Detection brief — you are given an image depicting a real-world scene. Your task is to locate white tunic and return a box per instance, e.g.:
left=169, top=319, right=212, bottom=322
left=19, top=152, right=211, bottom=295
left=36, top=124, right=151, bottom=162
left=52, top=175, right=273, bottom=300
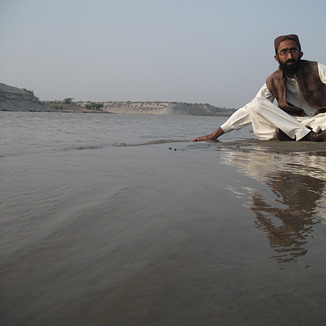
left=221, top=63, right=326, bottom=140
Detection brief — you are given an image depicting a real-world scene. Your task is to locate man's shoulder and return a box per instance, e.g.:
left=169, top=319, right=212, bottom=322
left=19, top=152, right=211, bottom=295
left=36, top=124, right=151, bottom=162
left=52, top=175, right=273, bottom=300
left=301, top=60, right=318, bottom=67
left=297, top=60, right=319, bottom=77
left=301, top=59, right=318, bottom=64
left=266, top=69, right=282, bottom=85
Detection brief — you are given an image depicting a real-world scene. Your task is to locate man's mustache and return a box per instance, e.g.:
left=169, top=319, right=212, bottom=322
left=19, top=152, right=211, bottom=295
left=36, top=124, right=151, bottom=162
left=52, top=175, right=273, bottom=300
left=285, top=59, right=296, bottom=64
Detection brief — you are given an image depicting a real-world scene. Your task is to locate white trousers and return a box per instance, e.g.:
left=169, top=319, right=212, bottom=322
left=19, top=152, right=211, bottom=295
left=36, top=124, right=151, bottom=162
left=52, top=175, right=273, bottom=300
left=221, top=97, right=326, bottom=141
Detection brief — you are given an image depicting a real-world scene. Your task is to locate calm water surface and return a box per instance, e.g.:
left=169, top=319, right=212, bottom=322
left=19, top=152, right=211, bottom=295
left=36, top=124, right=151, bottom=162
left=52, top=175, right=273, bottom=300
left=1, top=112, right=325, bottom=325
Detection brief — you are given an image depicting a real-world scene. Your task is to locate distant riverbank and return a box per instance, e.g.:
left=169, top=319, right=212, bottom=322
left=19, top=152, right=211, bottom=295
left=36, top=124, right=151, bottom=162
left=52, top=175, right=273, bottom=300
left=1, top=82, right=235, bottom=115
left=43, top=100, right=236, bottom=116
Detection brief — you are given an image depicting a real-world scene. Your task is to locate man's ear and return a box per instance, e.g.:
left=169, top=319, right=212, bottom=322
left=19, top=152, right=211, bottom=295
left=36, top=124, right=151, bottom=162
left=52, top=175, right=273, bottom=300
left=274, top=54, right=279, bottom=63
left=299, top=51, right=303, bottom=59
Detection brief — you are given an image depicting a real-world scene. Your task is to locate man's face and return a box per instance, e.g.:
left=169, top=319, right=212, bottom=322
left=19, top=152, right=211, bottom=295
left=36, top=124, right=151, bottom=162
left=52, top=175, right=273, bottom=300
left=274, top=40, right=303, bottom=75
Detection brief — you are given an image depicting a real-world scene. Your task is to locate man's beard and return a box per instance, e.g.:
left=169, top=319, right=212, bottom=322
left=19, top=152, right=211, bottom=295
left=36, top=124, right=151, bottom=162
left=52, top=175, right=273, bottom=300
left=279, top=59, right=301, bottom=75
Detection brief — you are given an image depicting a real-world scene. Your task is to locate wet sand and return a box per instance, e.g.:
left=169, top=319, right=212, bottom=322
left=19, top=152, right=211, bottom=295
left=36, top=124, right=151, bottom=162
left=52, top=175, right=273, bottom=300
left=213, top=138, right=326, bottom=153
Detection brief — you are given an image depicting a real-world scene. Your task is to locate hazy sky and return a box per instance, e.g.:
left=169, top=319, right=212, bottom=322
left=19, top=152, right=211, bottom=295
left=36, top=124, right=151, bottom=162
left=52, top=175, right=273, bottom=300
left=1, top=0, right=325, bottom=108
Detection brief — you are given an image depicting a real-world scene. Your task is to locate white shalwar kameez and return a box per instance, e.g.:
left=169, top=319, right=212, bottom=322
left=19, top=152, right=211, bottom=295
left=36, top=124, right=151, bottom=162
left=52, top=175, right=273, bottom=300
left=220, top=63, right=326, bottom=141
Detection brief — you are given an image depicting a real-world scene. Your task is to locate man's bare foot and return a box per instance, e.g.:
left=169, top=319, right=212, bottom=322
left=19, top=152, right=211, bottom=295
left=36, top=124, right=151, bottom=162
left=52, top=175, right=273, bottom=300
left=300, top=130, right=326, bottom=141
left=311, top=129, right=326, bottom=142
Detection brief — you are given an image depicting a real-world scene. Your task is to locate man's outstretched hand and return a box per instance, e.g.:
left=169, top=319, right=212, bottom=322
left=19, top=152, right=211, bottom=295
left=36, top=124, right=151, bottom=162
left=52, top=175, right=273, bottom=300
left=191, top=127, right=225, bottom=142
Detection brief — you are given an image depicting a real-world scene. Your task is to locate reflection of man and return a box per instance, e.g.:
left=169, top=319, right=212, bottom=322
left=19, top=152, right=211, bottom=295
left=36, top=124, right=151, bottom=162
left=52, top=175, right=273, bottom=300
left=193, top=34, right=326, bottom=142
left=251, top=172, right=324, bottom=263
left=221, top=150, right=326, bottom=263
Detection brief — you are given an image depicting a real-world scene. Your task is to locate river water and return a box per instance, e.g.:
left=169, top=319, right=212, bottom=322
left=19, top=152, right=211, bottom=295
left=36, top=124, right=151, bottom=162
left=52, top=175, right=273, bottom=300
left=1, top=111, right=325, bottom=325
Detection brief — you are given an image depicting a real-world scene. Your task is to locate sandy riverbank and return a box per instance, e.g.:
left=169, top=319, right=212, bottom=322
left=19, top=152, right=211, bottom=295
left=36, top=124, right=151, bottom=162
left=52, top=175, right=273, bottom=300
left=213, top=138, right=326, bottom=153
left=43, top=100, right=234, bottom=116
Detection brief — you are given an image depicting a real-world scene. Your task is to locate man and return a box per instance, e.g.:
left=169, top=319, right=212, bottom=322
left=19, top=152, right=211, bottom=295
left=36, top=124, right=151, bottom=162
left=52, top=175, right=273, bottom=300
left=192, top=34, right=326, bottom=142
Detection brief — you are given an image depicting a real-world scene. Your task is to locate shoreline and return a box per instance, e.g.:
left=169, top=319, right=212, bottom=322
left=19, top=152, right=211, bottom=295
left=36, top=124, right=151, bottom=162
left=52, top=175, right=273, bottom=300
left=211, top=138, right=326, bottom=154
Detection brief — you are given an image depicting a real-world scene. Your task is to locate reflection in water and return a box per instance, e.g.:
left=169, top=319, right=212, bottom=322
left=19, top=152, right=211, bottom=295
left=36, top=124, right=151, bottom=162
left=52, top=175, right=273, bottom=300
left=251, top=172, right=322, bottom=262
left=220, top=149, right=326, bottom=263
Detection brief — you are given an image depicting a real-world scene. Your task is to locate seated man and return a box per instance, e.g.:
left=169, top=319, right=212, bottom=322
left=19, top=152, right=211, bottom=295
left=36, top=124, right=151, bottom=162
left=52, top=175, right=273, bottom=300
left=192, top=34, right=326, bottom=142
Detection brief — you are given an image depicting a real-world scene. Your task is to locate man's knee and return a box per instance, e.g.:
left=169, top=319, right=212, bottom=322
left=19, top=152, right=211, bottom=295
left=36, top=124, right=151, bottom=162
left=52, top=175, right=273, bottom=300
left=248, top=98, right=262, bottom=116
left=249, top=97, right=277, bottom=116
